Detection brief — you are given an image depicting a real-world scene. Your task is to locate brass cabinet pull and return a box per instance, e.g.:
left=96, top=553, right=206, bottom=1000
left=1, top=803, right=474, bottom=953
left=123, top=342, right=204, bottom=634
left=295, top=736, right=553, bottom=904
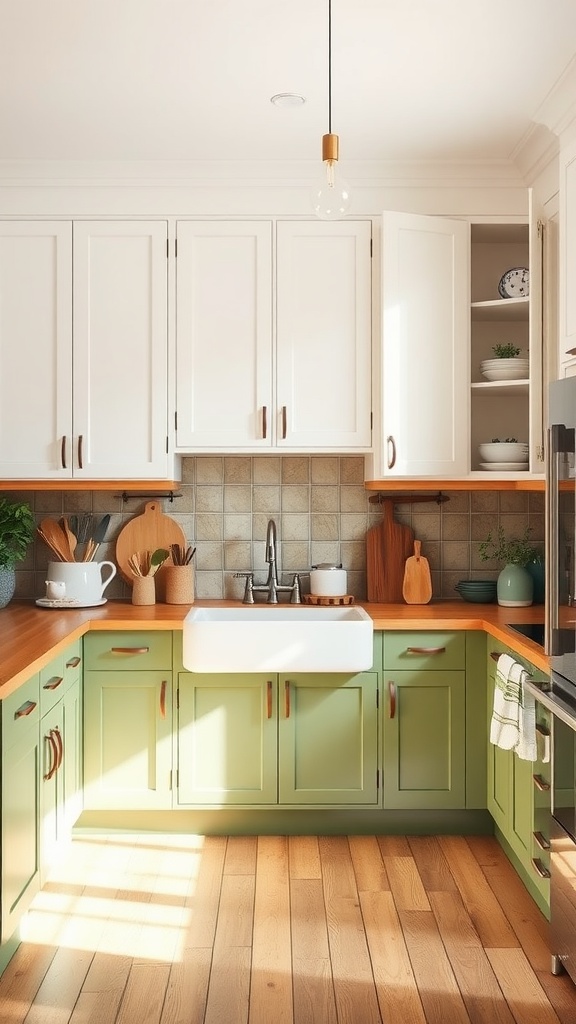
left=43, top=675, right=63, bottom=692
left=389, top=680, right=396, bottom=719
left=53, top=727, right=63, bottom=770
left=15, top=700, right=37, bottom=719
left=406, top=646, right=446, bottom=655
left=160, top=680, right=167, bottom=719
left=533, top=773, right=551, bottom=792
left=110, top=647, right=150, bottom=655
left=266, top=680, right=273, bottom=719
left=262, top=406, right=267, bottom=440
left=78, top=434, right=84, bottom=470
left=43, top=730, right=59, bottom=781
left=282, top=405, right=287, bottom=440
left=533, top=830, right=551, bottom=851
left=531, top=857, right=551, bottom=879
left=285, top=680, right=291, bottom=718
left=61, top=435, right=67, bottom=470
left=386, top=435, right=396, bottom=469
left=566, top=347, right=576, bottom=355
left=66, top=656, right=81, bottom=669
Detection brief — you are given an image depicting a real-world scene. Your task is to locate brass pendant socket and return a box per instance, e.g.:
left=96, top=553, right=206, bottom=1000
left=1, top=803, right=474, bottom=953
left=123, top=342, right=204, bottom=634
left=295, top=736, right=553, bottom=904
left=322, top=133, right=339, bottom=163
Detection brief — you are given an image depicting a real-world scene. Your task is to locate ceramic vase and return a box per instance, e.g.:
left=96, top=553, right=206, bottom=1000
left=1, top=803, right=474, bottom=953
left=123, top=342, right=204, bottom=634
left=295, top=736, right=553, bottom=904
left=0, top=567, right=15, bottom=608
left=497, top=563, right=533, bottom=607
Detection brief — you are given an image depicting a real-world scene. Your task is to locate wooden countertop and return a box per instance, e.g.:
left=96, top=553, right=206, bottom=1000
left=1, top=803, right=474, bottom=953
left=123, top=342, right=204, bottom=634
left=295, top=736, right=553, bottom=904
left=0, top=599, right=549, bottom=697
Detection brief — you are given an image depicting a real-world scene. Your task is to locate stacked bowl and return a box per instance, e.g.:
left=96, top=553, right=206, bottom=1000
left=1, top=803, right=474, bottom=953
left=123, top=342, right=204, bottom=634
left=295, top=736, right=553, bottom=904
left=480, top=357, right=529, bottom=381
left=455, top=579, right=497, bottom=603
left=478, top=441, right=529, bottom=471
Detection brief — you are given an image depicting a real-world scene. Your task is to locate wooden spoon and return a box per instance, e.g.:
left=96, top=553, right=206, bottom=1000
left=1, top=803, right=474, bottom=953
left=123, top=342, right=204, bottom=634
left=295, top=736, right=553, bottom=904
left=60, top=517, right=77, bottom=560
left=39, top=518, right=72, bottom=562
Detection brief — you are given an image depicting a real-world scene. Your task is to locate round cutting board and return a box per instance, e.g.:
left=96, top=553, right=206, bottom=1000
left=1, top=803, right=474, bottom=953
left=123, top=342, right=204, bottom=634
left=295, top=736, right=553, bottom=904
left=115, top=501, right=187, bottom=585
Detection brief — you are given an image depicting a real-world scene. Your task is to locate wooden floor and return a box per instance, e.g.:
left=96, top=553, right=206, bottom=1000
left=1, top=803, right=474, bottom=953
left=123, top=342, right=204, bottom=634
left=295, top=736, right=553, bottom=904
left=1, top=833, right=576, bottom=1024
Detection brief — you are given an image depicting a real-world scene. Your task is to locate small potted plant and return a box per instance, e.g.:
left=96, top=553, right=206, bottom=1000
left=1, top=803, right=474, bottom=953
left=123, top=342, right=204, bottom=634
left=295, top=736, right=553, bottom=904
left=479, top=524, right=536, bottom=607
left=480, top=343, right=529, bottom=382
left=0, top=498, right=35, bottom=608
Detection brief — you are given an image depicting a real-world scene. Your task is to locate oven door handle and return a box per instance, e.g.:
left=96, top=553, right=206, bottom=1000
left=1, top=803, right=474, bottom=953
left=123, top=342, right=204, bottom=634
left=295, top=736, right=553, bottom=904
left=524, top=679, right=576, bottom=732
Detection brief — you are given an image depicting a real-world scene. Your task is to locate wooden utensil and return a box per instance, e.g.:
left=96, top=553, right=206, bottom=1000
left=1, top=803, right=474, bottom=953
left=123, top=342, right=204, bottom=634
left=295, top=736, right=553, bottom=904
left=115, top=502, right=186, bottom=585
left=60, top=517, right=77, bottom=560
left=366, top=499, right=414, bottom=603
left=39, top=518, right=73, bottom=562
left=402, top=540, right=433, bottom=604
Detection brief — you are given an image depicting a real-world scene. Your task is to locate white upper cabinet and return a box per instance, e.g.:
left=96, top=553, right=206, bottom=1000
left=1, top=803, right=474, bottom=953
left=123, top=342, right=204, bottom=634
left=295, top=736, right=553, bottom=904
left=0, top=222, right=73, bottom=479
left=378, top=211, right=470, bottom=477
left=0, top=220, right=169, bottom=481
left=175, top=219, right=372, bottom=452
left=73, top=221, right=169, bottom=479
left=559, top=139, right=576, bottom=375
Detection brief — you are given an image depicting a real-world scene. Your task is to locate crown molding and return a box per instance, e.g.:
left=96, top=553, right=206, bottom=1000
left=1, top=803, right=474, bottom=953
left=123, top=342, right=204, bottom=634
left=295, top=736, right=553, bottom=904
left=511, top=122, right=559, bottom=185
left=533, top=55, right=576, bottom=138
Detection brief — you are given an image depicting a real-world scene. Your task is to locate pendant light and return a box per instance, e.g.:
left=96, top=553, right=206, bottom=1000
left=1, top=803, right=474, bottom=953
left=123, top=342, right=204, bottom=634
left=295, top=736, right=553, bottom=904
left=312, top=0, right=351, bottom=220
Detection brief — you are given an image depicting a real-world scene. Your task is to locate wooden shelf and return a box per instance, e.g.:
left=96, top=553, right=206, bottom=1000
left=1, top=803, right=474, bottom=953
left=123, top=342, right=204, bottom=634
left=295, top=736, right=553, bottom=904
left=471, top=297, right=529, bottom=322
left=365, top=477, right=545, bottom=492
left=471, top=379, right=529, bottom=397
left=0, top=480, right=181, bottom=492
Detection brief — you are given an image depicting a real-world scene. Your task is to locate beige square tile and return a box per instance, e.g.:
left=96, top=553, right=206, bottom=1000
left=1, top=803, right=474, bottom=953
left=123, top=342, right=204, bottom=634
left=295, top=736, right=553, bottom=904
left=311, top=486, right=339, bottom=513
left=195, top=514, right=223, bottom=542
left=340, top=486, right=369, bottom=513
left=253, top=457, right=281, bottom=484
left=441, top=541, right=471, bottom=572
left=411, top=513, right=441, bottom=541
left=281, top=541, right=309, bottom=572
left=224, top=457, right=252, bottom=484
left=441, top=571, right=464, bottom=599
left=528, top=513, right=545, bottom=543
left=441, top=514, right=470, bottom=541
left=224, top=514, right=252, bottom=541
left=442, top=491, right=471, bottom=513
left=166, top=513, right=194, bottom=546
left=500, top=514, right=531, bottom=541
left=340, top=457, right=365, bottom=485
left=225, top=572, right=249, bottom=601
left=35, top=492, right=64, bottom=514
left=195, top=541, right=223, bottom=570
left=281, top=486, right=309, bottom=513
left=340, top=513, right=369, bottom=541
left=471, top=491, right=499, bottom=513
left=311, top=457, right=339, bottom=484
left=224, top=541, right=252, bottom=571
left=529, top=491, right=545, bottom=513
left=195, top=457, right=224, bottom=484
left=63, top=492, right=93, bottom=513
left=311, top=513, right=338, bottom=541
left=180, top=457, right=195, bottom=484
left=429, top=570, right=440, bottom=599
left=169, top=487, right=194, bottom=513
left=280, top=514, right=310, bottom=541
left=471, top=512, right=499, bottom=541
left=282, top=457, right=310, bottom=484
left=340, top=541, right=366, bottom=572
left=252, top=486, right=280, bottom=514
left=423, top=540, right=441, bottom=571
left=499, top=491, right=529, bottom=513
left=195, top=571, right=224, bottom=599
left=346, top=570, right=366, bottom=599
left=224, top=486, right=252, bottom=513
left=195, top=486, right=223, bottom=513
left=310, top=541, right=340, bottom=566
left=471, top=542, right=499, bottom=572
left=14, top=571, right=35, bottom=600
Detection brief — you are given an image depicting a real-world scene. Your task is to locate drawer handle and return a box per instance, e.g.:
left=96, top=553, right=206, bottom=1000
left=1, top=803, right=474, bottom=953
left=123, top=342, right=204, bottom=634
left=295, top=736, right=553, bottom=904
left=61, top=435, right=67, bottom=470
left=53, top=727, right=63, bottom=770
left=267, top=680, right=273, bottom=719
left=78, top=434, right=84, bottom=470
left=389, top=680, right=396, bottom=719
left=15, top=700, right=37, bottom=719
left=44, top=730, right=59, bottom=781
left=531, top=857, right=551, bottom=879
left=160, top=680, right=167, bottom=719
left=66, top=656, right=81, bottom=669
left=285, top=680, right=291, bottom=718
left=43, top=675, right=63, bottom=692
left=282, top=405, right=287, bottom=440
left=533, top=830, right=550, bottom=851
left=262, top=405, right=267, bottom=440
left=533, top=773, right=550, bottom=792
left=406, top=646, right=446, bottom=655
left=386, top=435, right=396, bottom=470
left=110, top=647, right=150, bottom=655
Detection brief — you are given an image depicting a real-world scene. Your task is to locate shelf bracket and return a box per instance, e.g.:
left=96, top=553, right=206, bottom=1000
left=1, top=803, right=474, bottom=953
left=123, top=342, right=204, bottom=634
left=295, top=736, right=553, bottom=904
left=118, top=490, right=182, bottom=503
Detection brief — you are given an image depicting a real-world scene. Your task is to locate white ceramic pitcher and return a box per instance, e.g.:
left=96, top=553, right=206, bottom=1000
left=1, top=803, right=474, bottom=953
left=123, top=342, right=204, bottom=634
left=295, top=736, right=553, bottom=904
left=47, top=560, right=117, bottom=604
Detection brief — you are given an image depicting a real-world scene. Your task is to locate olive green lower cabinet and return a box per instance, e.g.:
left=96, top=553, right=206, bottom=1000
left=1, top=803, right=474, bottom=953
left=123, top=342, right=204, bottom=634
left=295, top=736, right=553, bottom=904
left=177, top=671, right=379, bottom=807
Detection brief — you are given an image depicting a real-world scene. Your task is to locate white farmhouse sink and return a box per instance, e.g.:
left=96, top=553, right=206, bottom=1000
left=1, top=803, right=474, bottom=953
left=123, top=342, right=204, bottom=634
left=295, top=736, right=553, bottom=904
left=183, top=605, right=374, bottom=673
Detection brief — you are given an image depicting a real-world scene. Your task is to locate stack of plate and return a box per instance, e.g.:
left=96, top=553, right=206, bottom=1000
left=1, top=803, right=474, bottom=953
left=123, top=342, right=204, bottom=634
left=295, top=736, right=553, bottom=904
left=480, top=357, right=529, bottom=382
left=455, top=579, right=497, bottom=603
left=478, top=441, right=529, bottom=471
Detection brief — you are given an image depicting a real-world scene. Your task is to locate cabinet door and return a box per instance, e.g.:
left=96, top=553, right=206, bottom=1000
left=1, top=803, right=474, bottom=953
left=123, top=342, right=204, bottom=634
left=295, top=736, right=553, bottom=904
left=383, top=670, right=466, bottom=808
left=2, top=723, right=41, bottom=941
left=559, top=139, right=576, bottom=369
left=73, top=221, right=169, bottom=478
left=276, top=221, right=372, bottom=449
left=175, top=221, right=273, bottom=449
left=40, top=701, right=65, bottom=876
left=83, top=670, right=172, bottom=810
left=380, top=211, right=469, bottom=476
left=62, top=678, right=83, bottom=833
left=0, top=221, right=73, bottom=478
left=278, top=673, right=379, bottom=805
left=177, top=673, right=277, bottom=804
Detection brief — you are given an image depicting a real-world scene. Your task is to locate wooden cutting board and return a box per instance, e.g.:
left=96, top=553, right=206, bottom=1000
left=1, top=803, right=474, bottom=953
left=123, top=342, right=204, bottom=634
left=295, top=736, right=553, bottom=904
left=115, top=501, right=187, bottom=585
left=366, top=499, right=415, bottom=603
left=402, top=540, right=433, bottom=605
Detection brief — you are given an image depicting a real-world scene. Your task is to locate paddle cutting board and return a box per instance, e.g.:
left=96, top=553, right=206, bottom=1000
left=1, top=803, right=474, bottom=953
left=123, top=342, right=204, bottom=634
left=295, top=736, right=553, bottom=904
left=115, top=501, right=187, bottom=585
left=402, top=540, right=433, bottom=604
left=366, top=499, right=415, bottom=603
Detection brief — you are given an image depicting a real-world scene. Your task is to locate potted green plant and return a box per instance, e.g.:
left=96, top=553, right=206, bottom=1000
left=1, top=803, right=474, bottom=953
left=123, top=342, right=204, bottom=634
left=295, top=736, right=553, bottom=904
left=479, top=524, right=537, bottom=607
left=0, top=498, right=35, bottom=608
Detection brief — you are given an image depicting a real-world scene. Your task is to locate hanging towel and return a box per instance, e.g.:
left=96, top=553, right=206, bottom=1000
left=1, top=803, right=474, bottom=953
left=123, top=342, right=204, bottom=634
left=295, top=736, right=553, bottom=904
left=490, top=653, right=537, bottom=759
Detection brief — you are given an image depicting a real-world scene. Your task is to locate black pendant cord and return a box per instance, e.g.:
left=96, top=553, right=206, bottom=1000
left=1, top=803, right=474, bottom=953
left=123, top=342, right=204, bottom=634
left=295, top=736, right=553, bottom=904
left=328, top=0, right=332, bottom=134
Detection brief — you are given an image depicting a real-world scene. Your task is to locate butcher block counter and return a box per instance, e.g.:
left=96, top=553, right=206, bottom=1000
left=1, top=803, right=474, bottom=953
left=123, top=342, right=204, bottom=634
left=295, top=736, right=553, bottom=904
left=0, top=599, right=548, bottom=698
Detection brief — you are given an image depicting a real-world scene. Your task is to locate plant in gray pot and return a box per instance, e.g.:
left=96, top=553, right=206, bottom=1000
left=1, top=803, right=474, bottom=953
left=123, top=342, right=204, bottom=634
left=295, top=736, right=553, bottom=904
left=479, top=525, right=537, bottom=607
left=0, top=498, right=35, bottom=608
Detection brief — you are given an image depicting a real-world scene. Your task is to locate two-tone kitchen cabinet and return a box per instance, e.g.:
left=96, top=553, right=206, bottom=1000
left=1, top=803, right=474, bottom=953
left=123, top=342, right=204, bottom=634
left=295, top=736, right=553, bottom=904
left=176, top=669, right=379, bottom=807
left=83, top=632, right=172, bottom=810
left=486, top=639, right=551, bottom=914
left=174, top=219, right=372, bottom=452
left=0, top=220, right=169, bottom=480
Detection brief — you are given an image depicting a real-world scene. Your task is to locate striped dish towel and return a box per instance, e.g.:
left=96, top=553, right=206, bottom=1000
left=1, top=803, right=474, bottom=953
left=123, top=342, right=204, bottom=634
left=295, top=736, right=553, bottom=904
left=490, top=653, right=536, bottom=761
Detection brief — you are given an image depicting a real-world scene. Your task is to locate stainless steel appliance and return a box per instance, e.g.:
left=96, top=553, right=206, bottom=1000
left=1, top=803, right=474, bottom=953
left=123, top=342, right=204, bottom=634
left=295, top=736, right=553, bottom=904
left=524, top=376, right=576, bottom=981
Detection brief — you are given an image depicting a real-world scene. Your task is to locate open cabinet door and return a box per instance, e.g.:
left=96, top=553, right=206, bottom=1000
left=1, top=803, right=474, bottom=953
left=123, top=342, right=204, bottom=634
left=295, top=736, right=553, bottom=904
left=529, top=188, right=545, bottom=475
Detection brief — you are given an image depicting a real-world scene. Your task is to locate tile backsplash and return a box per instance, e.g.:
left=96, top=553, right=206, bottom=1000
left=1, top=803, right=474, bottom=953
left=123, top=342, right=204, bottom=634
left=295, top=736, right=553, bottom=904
left=6, top=456, right=545, bottom=603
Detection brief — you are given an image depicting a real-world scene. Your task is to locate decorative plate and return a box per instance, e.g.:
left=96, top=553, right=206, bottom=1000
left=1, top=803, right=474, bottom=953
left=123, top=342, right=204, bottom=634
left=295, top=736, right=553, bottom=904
left=498, top=267, right=529, bottom=299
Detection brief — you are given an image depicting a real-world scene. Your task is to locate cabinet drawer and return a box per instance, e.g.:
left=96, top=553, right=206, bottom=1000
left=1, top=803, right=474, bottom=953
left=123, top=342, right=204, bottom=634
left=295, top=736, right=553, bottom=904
left=2, top=674, right=40, bottom=750
left=383, top=632, right=465, bottom=670
left=83, top=631, right=172, bottom=670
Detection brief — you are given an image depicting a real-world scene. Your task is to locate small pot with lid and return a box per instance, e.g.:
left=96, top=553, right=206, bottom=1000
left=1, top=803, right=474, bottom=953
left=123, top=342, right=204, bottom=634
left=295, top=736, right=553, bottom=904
left=309, top=563, right=347, bottom=597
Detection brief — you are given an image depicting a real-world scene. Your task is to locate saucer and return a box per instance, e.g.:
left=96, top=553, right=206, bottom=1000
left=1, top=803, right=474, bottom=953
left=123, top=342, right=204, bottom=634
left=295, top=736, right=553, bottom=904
left=35, top=597, right=108, bottom=609
left=479, top=461, right=529, bottom=471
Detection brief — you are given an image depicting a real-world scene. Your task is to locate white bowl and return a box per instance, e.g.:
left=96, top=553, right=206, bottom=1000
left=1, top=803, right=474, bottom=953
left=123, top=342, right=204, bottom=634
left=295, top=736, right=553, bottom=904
left=480, top=358, right=529, bottom=381
left=478, top=442, right=529, bottom=463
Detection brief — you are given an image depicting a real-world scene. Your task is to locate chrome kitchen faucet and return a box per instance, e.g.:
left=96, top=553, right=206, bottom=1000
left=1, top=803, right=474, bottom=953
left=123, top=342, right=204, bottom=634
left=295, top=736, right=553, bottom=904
left=234, top=518, right=301, bottom=604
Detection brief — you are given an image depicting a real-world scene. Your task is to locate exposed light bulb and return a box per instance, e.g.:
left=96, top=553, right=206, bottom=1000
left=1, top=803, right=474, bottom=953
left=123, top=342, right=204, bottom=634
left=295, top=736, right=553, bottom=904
left=312, top=133, right=351, bottom=221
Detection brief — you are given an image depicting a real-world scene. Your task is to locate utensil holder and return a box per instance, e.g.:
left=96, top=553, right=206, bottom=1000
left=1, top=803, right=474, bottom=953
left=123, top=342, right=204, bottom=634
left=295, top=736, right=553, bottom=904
left=164, top=564, right=194, bottom=604
left=132, top=576, right=156, bottom=606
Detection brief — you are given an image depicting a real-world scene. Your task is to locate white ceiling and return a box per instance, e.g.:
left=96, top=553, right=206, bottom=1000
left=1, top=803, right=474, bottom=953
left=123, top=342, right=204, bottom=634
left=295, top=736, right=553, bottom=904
left=1, top=0, right=576, bottom=172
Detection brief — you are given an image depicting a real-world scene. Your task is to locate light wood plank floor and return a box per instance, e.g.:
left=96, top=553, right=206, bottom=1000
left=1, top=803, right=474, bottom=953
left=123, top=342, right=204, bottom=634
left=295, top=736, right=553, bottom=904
left=1, top=833, right=576, bottom=1024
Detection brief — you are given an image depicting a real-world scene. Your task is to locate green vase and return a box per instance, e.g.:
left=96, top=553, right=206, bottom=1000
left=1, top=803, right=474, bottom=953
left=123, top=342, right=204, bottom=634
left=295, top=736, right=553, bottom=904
left=497, top=563, right=533, bottom=607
